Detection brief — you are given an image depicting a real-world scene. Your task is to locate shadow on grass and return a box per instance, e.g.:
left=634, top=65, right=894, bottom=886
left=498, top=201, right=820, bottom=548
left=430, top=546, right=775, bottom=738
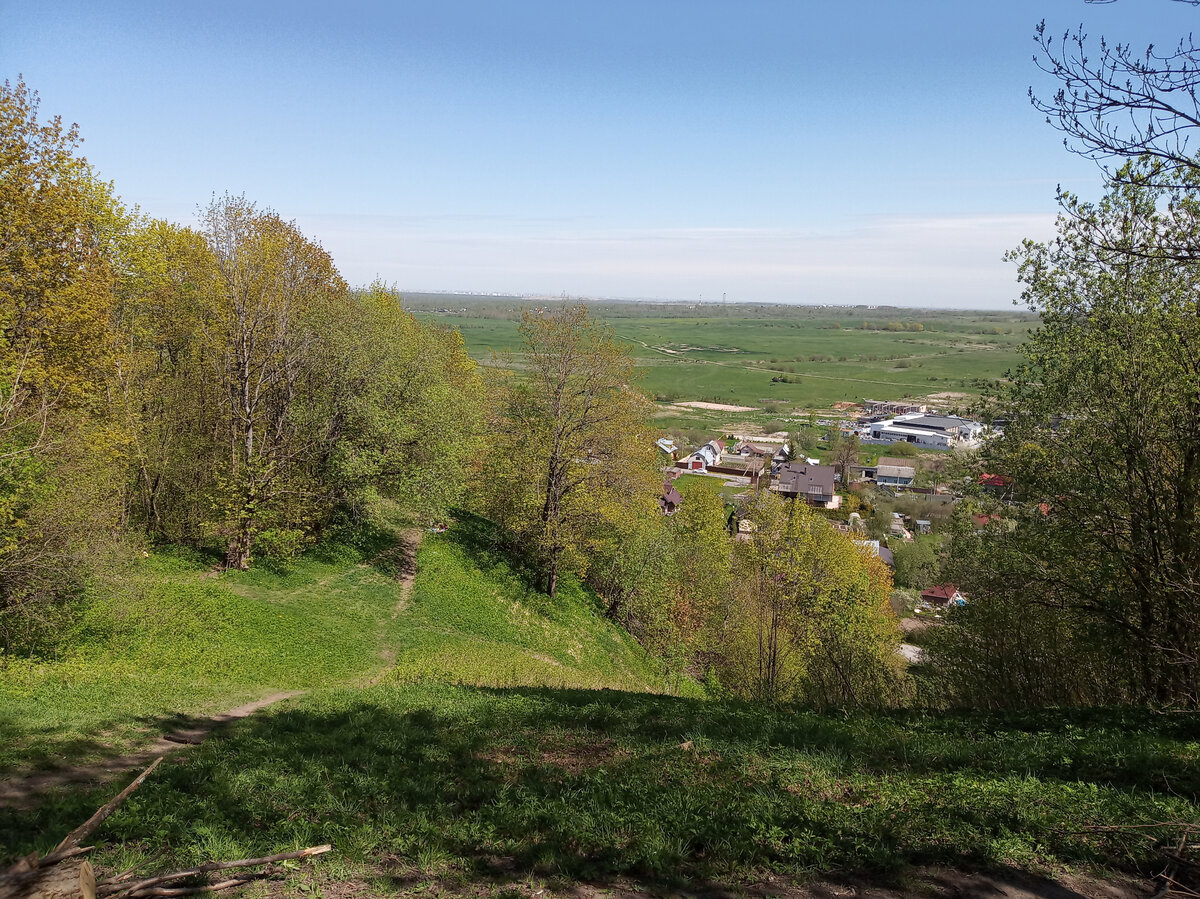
left=4, top=685, right=1197, bottom=888
left=440, top=511, right=607, bottom=617
left=442, top=510, right=545, bottom=594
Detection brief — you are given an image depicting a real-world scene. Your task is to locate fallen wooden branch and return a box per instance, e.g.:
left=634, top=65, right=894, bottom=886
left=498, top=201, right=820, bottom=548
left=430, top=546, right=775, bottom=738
left=44, top=758, right=164, bottom=868
left=117, top=877, right=258, bottom=898
left=159, top=735, right=203, bottom=747
left=1, top=755, right=331, bottom=899
left=1164, top=851, right=1200, bottom=873
left=0, top=758, right=164, bottom=899
left=1152, top=820, right=1199, bottom=899
left=1055, top=819, right=1199, bottom=897
left=99, top=846, right=333, bottom=898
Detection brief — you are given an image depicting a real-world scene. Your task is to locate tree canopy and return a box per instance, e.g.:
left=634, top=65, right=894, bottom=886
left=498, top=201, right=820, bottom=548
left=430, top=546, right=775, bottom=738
left=478, top=305, right=658, bottom=597
left=935, top=159, right=1200, bottom=707
left=1032, top=14, right=1200, bottom=188
left=719, top=491, right=903, bottom=708
left=0, top=78, right=487, bottom=644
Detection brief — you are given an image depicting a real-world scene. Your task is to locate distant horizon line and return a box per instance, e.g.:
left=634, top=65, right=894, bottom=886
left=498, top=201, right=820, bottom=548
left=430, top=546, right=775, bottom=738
left=394, top=288, right=1032, bottom=315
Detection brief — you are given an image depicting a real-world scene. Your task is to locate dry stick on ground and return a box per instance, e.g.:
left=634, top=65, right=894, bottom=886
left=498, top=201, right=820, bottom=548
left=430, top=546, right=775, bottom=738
left=118, top=878, right=258, bottom=898
left=0, top=758, right=166, bottom=899
left=42, top=758, right=164, bottom=867
left=1058, top=819, right=1200, bottom=898
left=1, top=756, right=330, bottom=899
left=1081, top=819, right=1200, bottom=899
left=1156, top=824, right=1200, bottom=899
left=99, top=847, right=333, bottom=898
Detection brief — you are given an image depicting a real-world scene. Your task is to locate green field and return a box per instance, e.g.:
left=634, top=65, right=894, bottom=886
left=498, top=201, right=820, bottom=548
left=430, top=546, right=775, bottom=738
left=412, top=300, right=1034, bottom=430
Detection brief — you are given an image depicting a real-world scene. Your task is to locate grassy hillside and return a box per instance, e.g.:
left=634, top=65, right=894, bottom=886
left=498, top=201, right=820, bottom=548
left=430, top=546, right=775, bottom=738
left=5, top=686, right=1197, bottom=891
left=0, top=517, right=672, bottom=781
left=0, top=535, right=407, bottom=777
left=385, top=516, right=678, bottom=694
left=5, top=515, right=1198, bottom=894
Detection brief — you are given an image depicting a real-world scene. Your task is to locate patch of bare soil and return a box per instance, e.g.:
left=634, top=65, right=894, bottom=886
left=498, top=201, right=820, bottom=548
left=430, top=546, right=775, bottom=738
left=0, top=691, right=306, bottom=810
left=363, top=528, right=422, bottom=618
left=675, top=401, right=760, bottom=412
left=900, top=616, right=941, bottom=635
left=536, top=736, right=630, bottom=775
left=282, top=864, right=1154, bottom=899
left=474, top=736, right=631, bottom=777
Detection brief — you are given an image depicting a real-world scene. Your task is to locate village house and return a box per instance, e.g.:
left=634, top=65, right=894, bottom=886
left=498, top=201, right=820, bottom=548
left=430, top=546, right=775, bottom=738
left=737, top=440, right=796, bottom=470
left=733, top=440, right=774, bottom=460
left=660, top=482, right=683, bottom=515
left=683, top=439, right=724, bottom=472
left=854, top=538, right=895, bottom=569
left=864, top=456, right=917, bottom=487
left=921, top=583, right=967, bottom=606
left=772, top=462, right=841, bottom=509
left=978, top=472, right=1013, bottom=498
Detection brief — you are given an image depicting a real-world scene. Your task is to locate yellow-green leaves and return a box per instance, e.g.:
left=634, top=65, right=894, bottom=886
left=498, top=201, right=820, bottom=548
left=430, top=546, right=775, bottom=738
left=721, top=492, right=903, bottom=707
left=476, top=304, right=659, bottom=597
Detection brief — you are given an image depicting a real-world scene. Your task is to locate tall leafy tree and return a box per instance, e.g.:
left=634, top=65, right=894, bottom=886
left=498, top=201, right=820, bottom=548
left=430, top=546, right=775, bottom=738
left=941, top=159, right=1200, bottom=706
left=111, top=218, right=221, bottom=541
left=316, top=282, right=484, bottom=523
left=479, top=304, right=658, bottom=597
left=721, top=491, right=902, bottom=707
left=0, top=78, right=128, bottom=647
left=830, top=432, right=860, bottom=484
left=592, top=478, right=731, bottom=673
left=199, top=195, right=349, bottom=568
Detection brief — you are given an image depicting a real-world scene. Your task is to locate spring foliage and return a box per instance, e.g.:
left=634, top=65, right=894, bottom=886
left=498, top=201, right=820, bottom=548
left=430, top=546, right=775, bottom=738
left=931, top=160, right=1200, bottom=707
left=717, top=491, right=904, bottom=707
left=0, top=79, right=483, bottom=647
left=477, top=305, right=659, bottom=597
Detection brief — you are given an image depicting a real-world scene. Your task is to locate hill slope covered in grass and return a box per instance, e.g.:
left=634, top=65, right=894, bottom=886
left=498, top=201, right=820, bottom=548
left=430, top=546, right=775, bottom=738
left=0, top=517, right=674, bottom=783
left=3, top=517, right=1199, bottom=896
left=0, top=534, right=405, bottom=778
left=386, top=516, right=678, bottom=693
left=5, top=685, right=1198, bottom=893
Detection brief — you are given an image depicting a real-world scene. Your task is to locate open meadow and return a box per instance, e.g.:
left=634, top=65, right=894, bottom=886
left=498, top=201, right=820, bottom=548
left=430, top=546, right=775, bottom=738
left=408, top=297, right=1034, bottom=431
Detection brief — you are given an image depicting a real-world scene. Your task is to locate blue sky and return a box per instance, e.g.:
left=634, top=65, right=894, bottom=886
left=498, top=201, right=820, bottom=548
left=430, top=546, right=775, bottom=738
left=2, top=1, right=1192, bottom=308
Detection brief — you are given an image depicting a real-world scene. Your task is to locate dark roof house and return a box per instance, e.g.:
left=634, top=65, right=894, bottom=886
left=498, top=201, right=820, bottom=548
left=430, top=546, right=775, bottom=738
left=660, top=482, right=683, bottom=515
left=773, top=462, right=841, bottom=509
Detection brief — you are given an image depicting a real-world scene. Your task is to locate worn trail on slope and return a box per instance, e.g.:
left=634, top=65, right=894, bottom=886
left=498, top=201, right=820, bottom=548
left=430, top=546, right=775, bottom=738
left=0, top=691, right=307, bottom=809
left=3, top=532, right=423, bottom=809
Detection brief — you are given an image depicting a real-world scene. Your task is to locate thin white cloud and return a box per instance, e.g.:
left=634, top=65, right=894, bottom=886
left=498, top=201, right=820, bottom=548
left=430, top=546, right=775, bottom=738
left=296, top=213, right=1059, bottom=309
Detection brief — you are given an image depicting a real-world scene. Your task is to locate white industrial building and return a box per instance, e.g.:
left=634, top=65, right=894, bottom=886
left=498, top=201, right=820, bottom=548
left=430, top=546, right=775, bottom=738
left=861, top=413, right=985, bottom=449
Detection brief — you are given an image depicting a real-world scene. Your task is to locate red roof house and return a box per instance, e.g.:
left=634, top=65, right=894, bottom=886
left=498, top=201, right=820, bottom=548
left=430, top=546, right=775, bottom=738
left=921, top=584, right=966, bottom=606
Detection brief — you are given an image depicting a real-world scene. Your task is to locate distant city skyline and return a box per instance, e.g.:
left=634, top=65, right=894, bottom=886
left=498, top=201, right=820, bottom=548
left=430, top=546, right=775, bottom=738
left=3, top=0, right=1191, bottom=309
